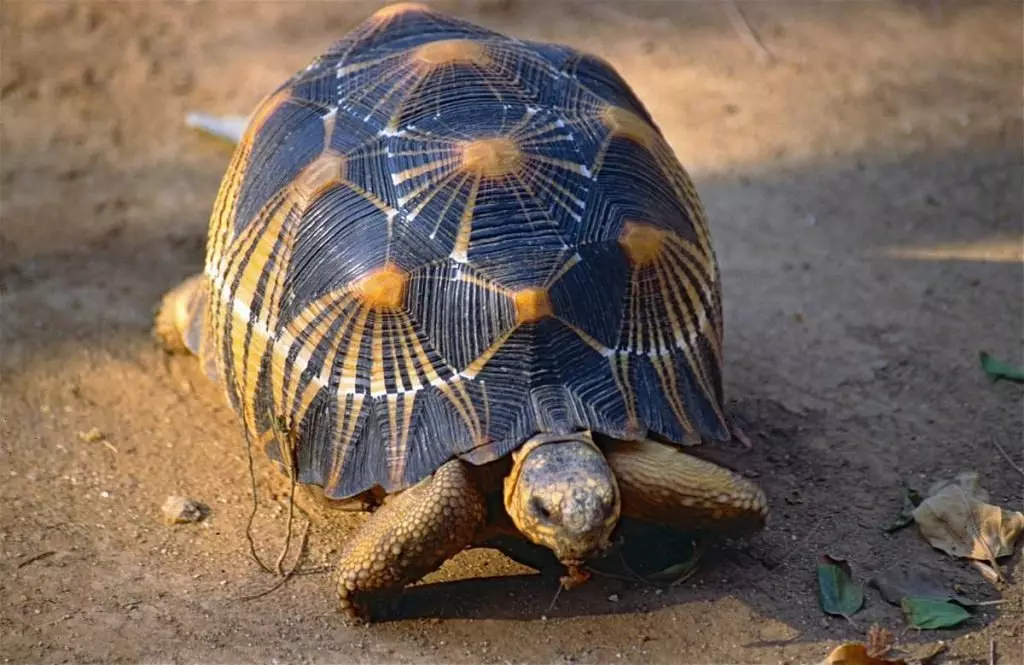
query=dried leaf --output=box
[901,597,972,629]
[979,351,1024,383]
[817,555,864,618]
[820,643,906,665]
[969,560,1001,586]
[911,472,1024,580]
[869,566,975,607]
[882,486,923,533]
[866,624,896,658]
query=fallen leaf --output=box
[979,351,1024,383]
[969,560,1001,586]
[911,472,1024,581]
[817,555,864,618]
[645,556,701,586]
[869,566,975,607]
[901,597,972,629]
[882,485,923,533]
[819,643,906,665]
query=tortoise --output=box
[155,2,767,622]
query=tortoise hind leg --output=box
[336,459,487,623]
[153,273,208,355]
[603,438,767,538]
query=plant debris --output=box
[979,351,1024,383]
[817,555,864,619]
[819,625,951,665]
[78,427,106,442]
[818,626,904,665]
[911,472,1024,583]
[882,485,923,533]
[820,643,906,665]
[644,541,703,586]
[901,596,972,630]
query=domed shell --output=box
[194,3,728,500]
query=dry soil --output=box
[1,1,1022,663]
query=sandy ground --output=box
[1,1,1022,663]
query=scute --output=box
[203,5,729,501]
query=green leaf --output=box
[901,596,972,629]
[645,540,703,586]
[979,352,1024,383]
[882,485,923,533]
[816,555,864,618]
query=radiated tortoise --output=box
[155,2,768,623]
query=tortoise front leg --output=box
[153,273,207,355]
[603,439,767,538]
[336,459,487,623]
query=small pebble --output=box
[161,495,206,525]
[608,594,620,602]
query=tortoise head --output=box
[503,432,620,566]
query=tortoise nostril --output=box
[531,496,552,521]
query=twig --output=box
[545,584,563,613]
[17,551,56,568]
[989,638,996,665]
[725,1,774,65]
[243,427,276,574]
[237,519,311,602]
[991,437,1024,477]
[275,417,300,578]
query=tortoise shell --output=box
[191,3,728,500]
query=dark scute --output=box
[234,100,326,235]
[467,245,564,293]
[398,385,484,490]
[405,260,517,371]
[548,242,629,350]
[390,64,532,130]
[325,9,501,64]
[581,138,703,246]
[634,352,728,442]
[282,183,390,314]
[344,136,397,206]
[518,40,577,72]
[561,52,655,125]
[326,107,380,154]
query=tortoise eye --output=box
[531,497,552,521]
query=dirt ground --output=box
[1,1,1022,663]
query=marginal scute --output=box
[245,88,295,144]
[601,105,658,149]
[352,264,409,310]
[514,287,553,324]
[369,2,433,22]
[618,221,668,266]
[459,138,523,178]
[414,39,492,68]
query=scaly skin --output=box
[606,438,767,536]
[335,459,487,623]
